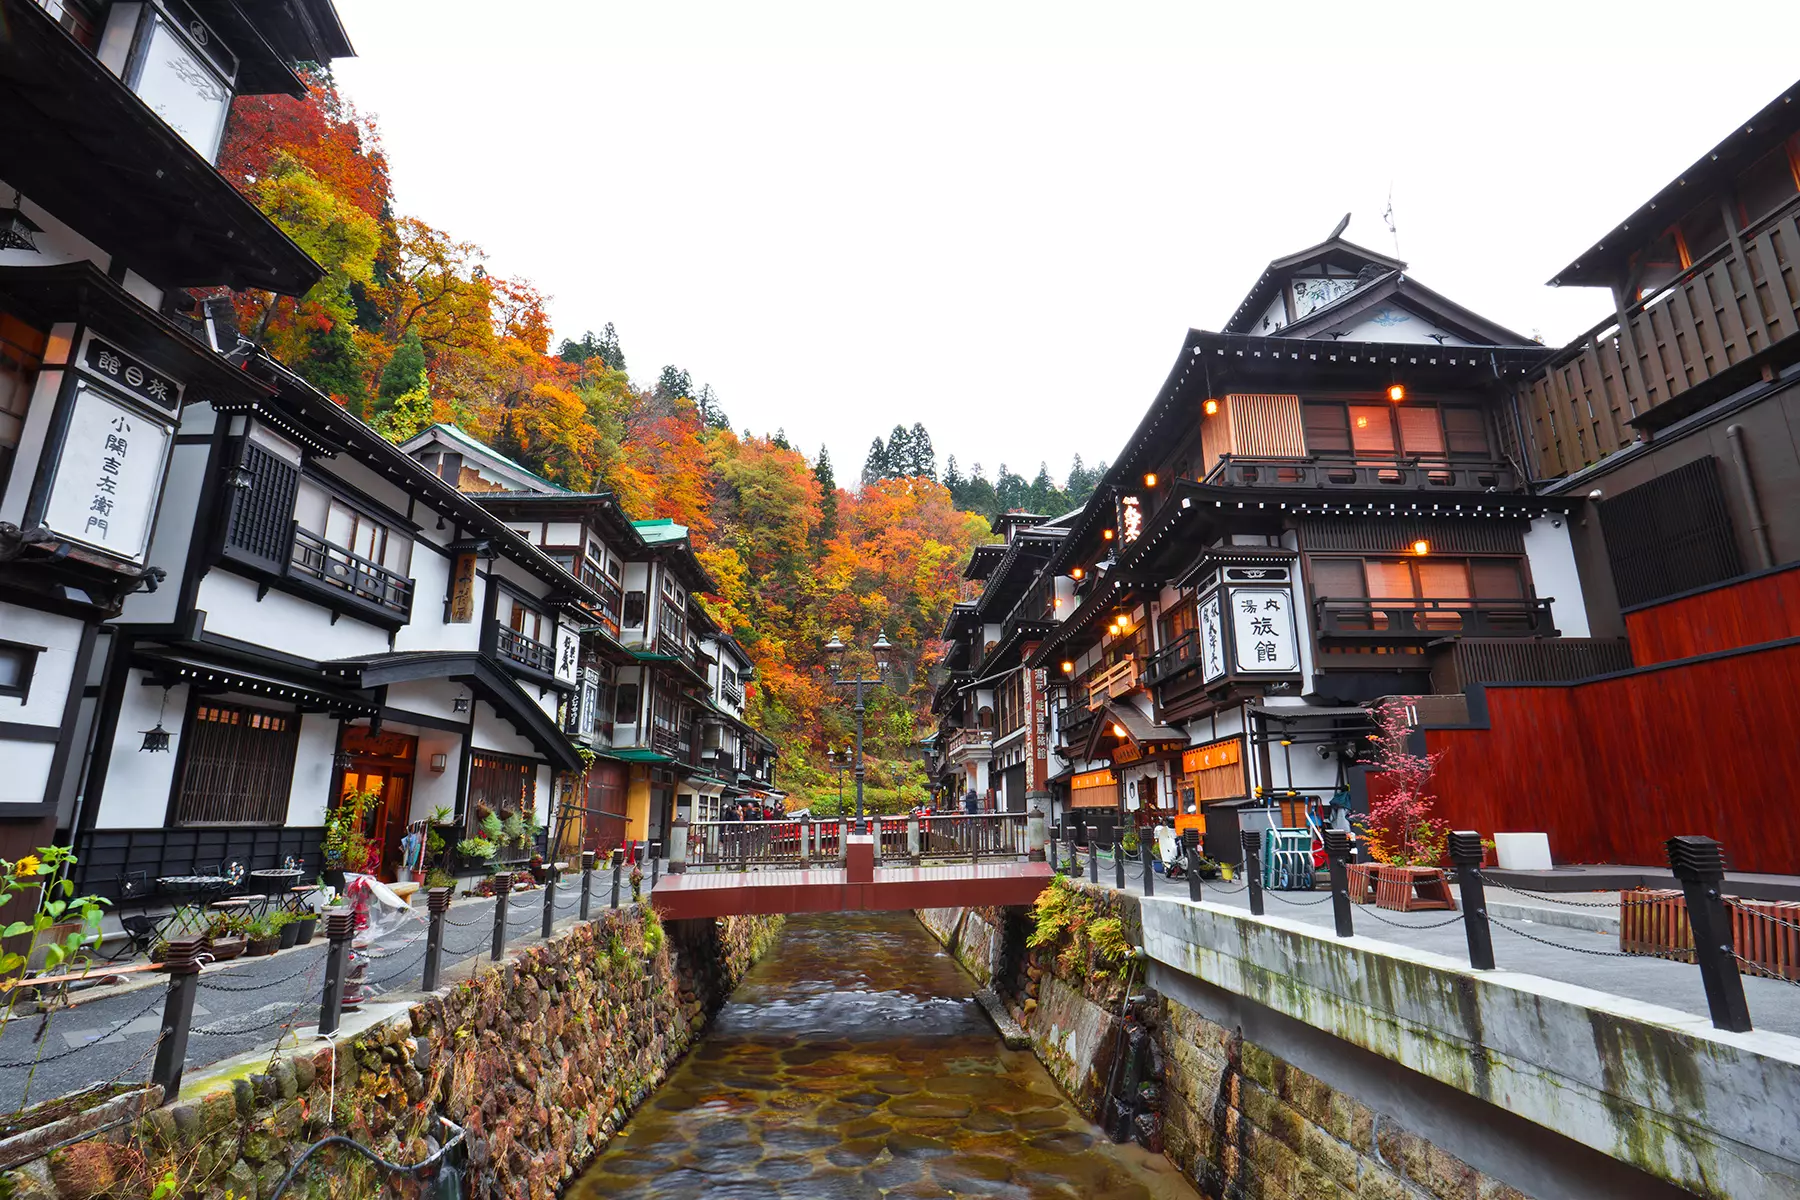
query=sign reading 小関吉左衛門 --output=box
[41,380,173,562]
[555,622,581,685]
[1228,587,1298,674]
[1199,591,1226,683]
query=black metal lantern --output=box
[139,686,173,752]
[871,631,893,676]
[823,635,846,679]
[332,749,354,772]
[0,196,41,254]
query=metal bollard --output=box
[422,887,452,992]
[1141,835,1156,898]
[579,850,596,921]
[490,873,512,961]
[150,937,205,1101]
[1447,831,1494,970]
[1323,831,1354,938]
[1089,835,1099,884]
[610,850,623,909]
[1049,827,1060,876]
[650,840,661,891]
[1242,829,1265,917]
[1667,836,1752,1032]
[541,867,557,939]
[1187,847,1205,903]
[1113,831,1126,890]
[318,908,355,1036]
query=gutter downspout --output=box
[1725,424,1774,569]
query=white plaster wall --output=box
[0,603,86,726]
[0,745,54,805]
[1523,515,1590,638]
[409,730,463,822]
[545,521,581,544]
[119,439,210,625]
[197,572,390,661]
[284,712,338,826]
[470,701,539,758]
[392,549,482,654]
[0,364,66,526]
[121,270,163,310]
[1328,304,1468,346]
[383,680,469,724]
[95,673,187,827]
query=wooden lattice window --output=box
[223,441,299,567]
[171,701,300,826]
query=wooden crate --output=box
[1346,862,1379,906]
[1372,866,1456,912]
[1731,899,1800,981]
[1619,889,1693,961]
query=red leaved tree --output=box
[1361,697,1448,866]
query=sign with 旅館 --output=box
[1228,586,1298,674]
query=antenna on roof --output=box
[1383,187,1399,257]
[1328,212,1351,241]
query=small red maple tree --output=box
[1361,698,1448,867]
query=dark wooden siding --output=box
[1422,641,1800,874]
[1599,456,1741,608]
[1625,562,1800,664]
[1427,637,1633,692]
[1299,517,1526,555]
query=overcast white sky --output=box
[332,1,1800,486]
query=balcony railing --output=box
[1055,703,1098,744]
[582,570,623,636]
[650,724,686,759]
[1142,629,1199,686]
[1081,657,1140,709]
[290,527,413,618]
[1314,596,1555,640]
[495,622,556,674]
[1204,455,1517,492]
[1517,192,1800,477]
[720,678,745,707]
[943,727,994,760]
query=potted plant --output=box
[1358,698,1456,913]
[272,912,300,950]
[245,916,279,956]
[293,908,319,946]
[322,789,381,890]
[457,837,497,871]
[206,913,248,960]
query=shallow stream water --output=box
[566,912,1197,1200]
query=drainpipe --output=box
[1725,424,1774,569]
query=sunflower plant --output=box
[1,844,109,979]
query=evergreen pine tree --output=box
[815,446,839,538]
[861,437,890,488]
[374,329,426,419]
[597,322,626,372]
[772,427,792,450]
[942,454,964,491]
[908,422,936,480]
[885,424,913,477]
[656,365,692,399]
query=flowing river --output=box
[567,911,1197,1200]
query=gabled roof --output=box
[1550,78,1800,288]
[1224,221,1407,335]
[401,423,568,495]
[1275,272,1538,348]
[964,543,1009,581]
[632,519,716,593]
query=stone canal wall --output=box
[0,907,782,1200]
[918,879,1800,1200]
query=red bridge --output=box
[649,815,1054,920]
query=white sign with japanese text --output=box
[1198,591,1226,683]
[41,381,172,562]
[1228,587,1298,674]
[554,622,581,685]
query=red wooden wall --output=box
[1424,641,1800,874]
[1625,564,1800,665]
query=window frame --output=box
[167,698,301,827]
[0,640,42,701]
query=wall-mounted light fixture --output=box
[1060,660,1074,675]
[1143,473,1158,488]
[227,464,255,490]
[1111,723,1127,738]
[1204,398,1220,416]
[1412,539,1430,556]
[430,753,448,773]
[332,748,354,771]
[1102,529,1115,541]
[1388,383,1407,402]
[453,694,471,713]
[1070,567,1085,580]
[139,685,173,753]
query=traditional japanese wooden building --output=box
[0,0,350,861]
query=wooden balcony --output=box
[943,727,994,760]
[494,622,556,674]
[1081,657,1141,709]
[289,527,414,622]
[1203,455,1517,493]
[1142,629,1198,686]
[1315,596,1556,642]
[720,677,745,707]
[1517,192,1800,477]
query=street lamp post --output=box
[825,631,893,836]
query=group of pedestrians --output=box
[722,800,782,822]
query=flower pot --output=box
[247,936,279,957]
[321,867,346,894]
[210,936,246,961]
[294,917,318,945]
[277,922,300,950]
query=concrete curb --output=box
[1486,900,1619,936]
[974,986,1032,1049]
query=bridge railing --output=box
[682,813,1030,870]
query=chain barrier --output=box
[1263,889,1335,907]
[191,959,325,1039]
[361,929,428,960]
[198,954,326,993]
[366,946,429,990]
[1355,905,1468,931]
[1733,953,1800,986]
[1478,875,1655,910]
[1488,916,1640,958]
[1724,897,1800,935]
[0,988,167,1069]
[441,904,494,928]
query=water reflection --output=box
[567,912,1196,1200]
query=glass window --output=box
[0,644,35,697]
[0,312,47,494]
[614,683,640,726]
[1442,408,1489,456]
[1309,559,1365,598]
[1348,406,1395,456]
[1397,407,1446,457]
[1302,403,1351,454]
[1363,560,1415,599]
[1472,560,1525,598]
[134,14,233,161]
[170,702,299,825]
[623,590,646,627]
[1417,561,1471,599]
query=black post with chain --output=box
[541,866,556,939]
[317,909,355,1036]
[422,887,451,992]
[1186,847,1204,903]
[1141,834,1155,898]
[579,850,595,921]
[489,873,512,962]
[1113,831,1126,890]
[1323,831,1354,938]
[1447,831,1495,970]
[1667,836,1752,1032]
[150,937,204,1101]
[611,850,623,909]
[1049,826,1059,877]
[1241,830,1265,917]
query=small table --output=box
[154,876,230,936]
[248,869,304,915]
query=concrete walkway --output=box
[1065,853,1800,1037]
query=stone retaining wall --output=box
[0,907,783,1200]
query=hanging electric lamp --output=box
[139,686,173,752]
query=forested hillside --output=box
[213,74,1086,804]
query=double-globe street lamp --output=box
[824,630,893,835]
